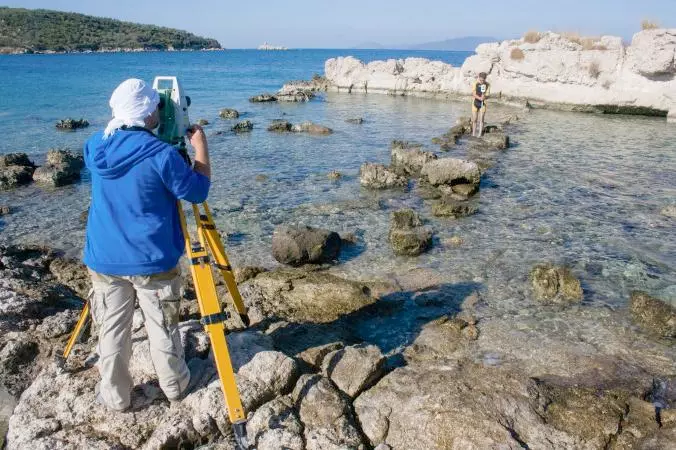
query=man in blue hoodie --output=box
[83,78,211,411]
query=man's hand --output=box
[187,124,210,180]
[187,124,207,150]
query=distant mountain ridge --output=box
[353,36,497,51]
[0,7,221,53]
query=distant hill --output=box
[351,36,497,51]
[0,7,221,53]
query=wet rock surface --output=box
[231,120,254,133]
[630,291,676,337]
[291,121,333,135]
[530,263,584,304]
[55,118,89,130]
[421,157,481,187]
[0,153,35,190]
[388,209,433,256]
[390,142,437,176]
[272,225,342,266]
[249,94,278,103]
[219,108,240,119]
[359,163,408,189]
[32,149,84,187]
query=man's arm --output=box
[187,125,211,180]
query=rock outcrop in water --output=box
[219,108,240,119]
[55,118,89,130]
[630,291,676,337]
[359,163,408,189]
[0,154,35,190]
[32,149,84,187]
[529,264,584,304]
[388,209,433,256]
[272,225,342,267]
[323,29,676,119]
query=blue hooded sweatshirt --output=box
[83,128,210,276]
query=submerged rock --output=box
[421,158,481,187]
[390,144,437,177]
[661,205,676,218]
[469,132,510,151]
[0,153,35,190]
[0,205,10,215]
[388,209,433,256]
[630,291,676,337]
[218,108,239,119]
[231,120,254,133]
[196,118,209,126]
[267,120,293,132]
[327,170,342,180]
[291,121,333,135]
[272,225,342,266]
[431,199,478,218]
[32,149,84,187]
[529,264,583,304]
[359,163,407,189]
[346,117,364,124]
[55,118,89,130]
[249,94,278,103]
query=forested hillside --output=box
[0,7,221,52]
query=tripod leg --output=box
[197,203,249,326]
[178,202,248,449]
[60,301,91,362]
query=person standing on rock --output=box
[82,78,211,411]
[471,72,490,137]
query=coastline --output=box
[0,47,224,55]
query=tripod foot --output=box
[232,420,249,450]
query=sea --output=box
[0,49,674,315]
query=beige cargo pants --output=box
[89,267,190,411]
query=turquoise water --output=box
[0,49,674,310]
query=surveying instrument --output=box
[61,77,251,449]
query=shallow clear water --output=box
[0,50,674,313]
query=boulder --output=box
[291,121,333,135]
[388,209,433,256]
[231,120,253,133]
[267,120,292,132]
[271,225,342,266]
[346,118,364,124]
[238,351,300,411]
[390,145,437,176]
[0,153,35,190]
[32,149,84,187]
[359,163,407,189]
[246,396,304,450]
[529,264,583,304]
[218,108,239,119]
[55,118,89,130]
[327,170,342,180]
[196,119,209,126]
[449,183,479,199]
[421,158,481,187]
[298,342,345,370]
[431,199,478,218]
[630,291,676,337]
[470,132,510,150]
[292,374,365,450]
[249,94,278,103]
[277,88,315,102]
[237,269,376,323]
[626,29,676,76]
[0,205,10,215]
[321,345,386,398]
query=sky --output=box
[3,0,675,48]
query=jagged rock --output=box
[292,374,365,450]
[321,345,386,398]
[231,120,253,133]
[247,396,304,450]
[249,94,277,103]
[529,264,583,304]
[450,183,479,199]
[267,120,292,132]
[431,199,478,218]
[32,149,84,187]
[55,118,89,130]
[291,121,333,135]
[299,342,345,370]
[390,144,437,176]
[233,266,267,284]
[359,163,407,189]
[661,205,676,218]
[272,225,342,266]
[346,118,364,124]
[431,125,467,149]
[218,108,239,119]
[327,170,342,180]
[238,351,300,411]
[388,209,433,256]
[48,257,90,297]
[196,119,209,126]
[630,291,676,337]
[277,88,315,102]
[237,269,376,323]
[469,132,510,151]
[421,158,481,187]
[0,153,35,190]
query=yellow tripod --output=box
[61,201,251,449]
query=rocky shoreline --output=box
[317,29,676,121]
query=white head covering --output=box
[103,78,160,139]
